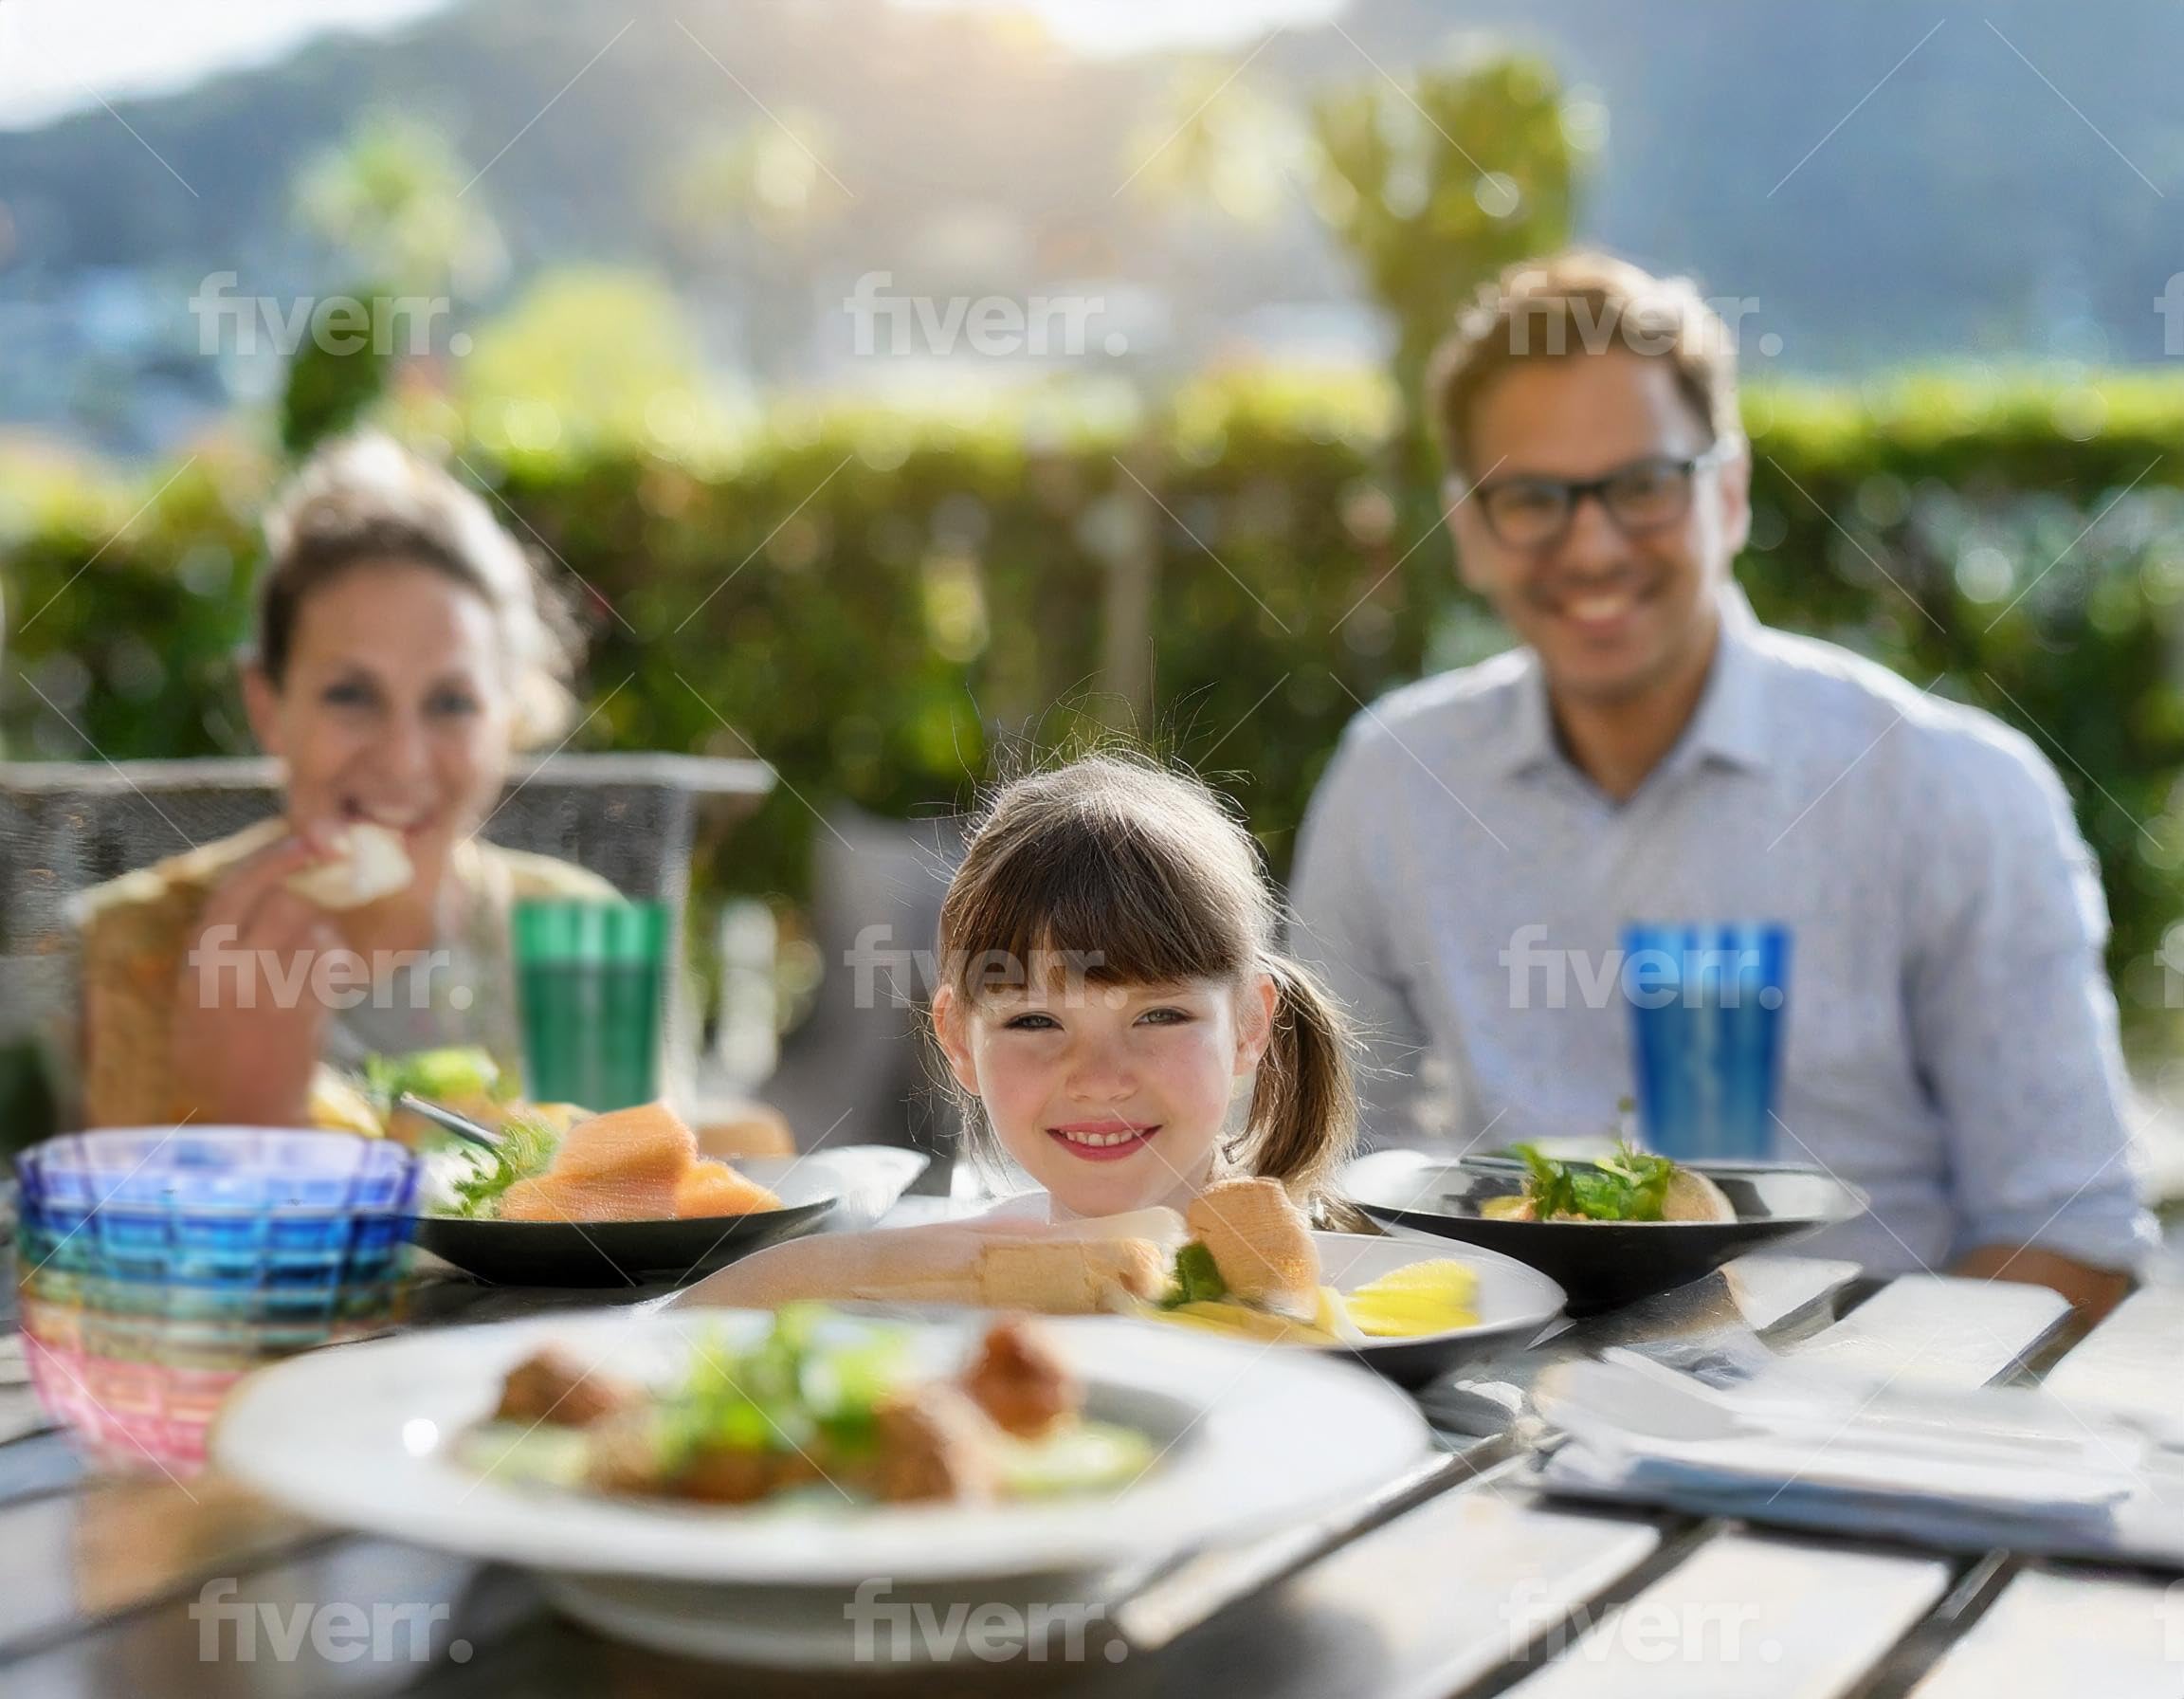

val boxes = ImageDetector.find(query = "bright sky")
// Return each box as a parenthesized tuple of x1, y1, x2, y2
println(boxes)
(0, 0, 1340, 130)
(0, 0, 450, 129)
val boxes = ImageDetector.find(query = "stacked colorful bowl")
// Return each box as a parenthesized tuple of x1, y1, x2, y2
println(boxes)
(14, 1129, 418, 1471)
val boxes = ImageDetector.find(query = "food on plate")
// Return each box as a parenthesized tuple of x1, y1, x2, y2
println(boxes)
(671, 1157, 785, 1219)
(465, 1307, 1152, 1507)
(1341, 1261, 1484, 1338)
(492, 1346, 643, 1427)
(704, 1210, 1182, 1314)
(496, 1102, 783, 1223)
(1138, 1178, 1479, 1345)
(1185, 1178, 1320, 1320)
(335, 1045, 587, 1148)
(961, 1320, 1079, 1438)
(286, 823, 413, 909)
(1478, 1142, 1737, 1224)
(698, 1184, 1479, 1345)
(357, 1045, 583, 1148)
(973, 1236, 1173, 1314)
(376, 1064, 786, 1224)
(308, 1071, 389, 1139)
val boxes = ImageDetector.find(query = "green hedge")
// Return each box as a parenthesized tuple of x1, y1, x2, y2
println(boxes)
(9, 368, 2184, 1039)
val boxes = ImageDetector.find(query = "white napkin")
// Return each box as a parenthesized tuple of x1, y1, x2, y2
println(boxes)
(1533, 1352, 2156, 1553)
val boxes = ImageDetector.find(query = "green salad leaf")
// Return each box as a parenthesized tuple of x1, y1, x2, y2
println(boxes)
(1507, 1141, 1679, 1222)
(1513, 1143, 1578, 1218)
(362, 1045, 509, 1107)
(664, 1306, 911, 1469)
(443, 1109, 561, 1220)
(1160, 1239, 1229, 1308)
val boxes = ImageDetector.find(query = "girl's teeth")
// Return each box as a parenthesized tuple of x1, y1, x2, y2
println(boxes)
(1059, 1128, 1145, 1147)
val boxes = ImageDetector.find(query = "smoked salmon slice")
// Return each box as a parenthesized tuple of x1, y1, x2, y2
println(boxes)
(672, 1160, 783, 1218)
(498, 1101, 783, 1222)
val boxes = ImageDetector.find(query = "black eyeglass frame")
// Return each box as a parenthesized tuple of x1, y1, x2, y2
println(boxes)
(1455, 438, 1740, 549)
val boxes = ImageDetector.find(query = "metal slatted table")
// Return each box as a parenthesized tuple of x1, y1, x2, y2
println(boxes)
(2, 1249, 2178, 1699)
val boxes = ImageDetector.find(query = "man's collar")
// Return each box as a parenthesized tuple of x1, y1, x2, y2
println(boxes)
(1497, 582, 1771, 781)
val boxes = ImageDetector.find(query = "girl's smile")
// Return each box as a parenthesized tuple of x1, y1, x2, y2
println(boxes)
(1046, 1120, 1161, 1161)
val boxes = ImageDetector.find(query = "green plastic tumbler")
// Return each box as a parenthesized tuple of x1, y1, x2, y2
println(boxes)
(511, 899, 668, 1111)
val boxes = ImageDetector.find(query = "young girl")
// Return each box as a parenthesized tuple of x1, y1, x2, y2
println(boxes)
(685, 754, 1359, 1308)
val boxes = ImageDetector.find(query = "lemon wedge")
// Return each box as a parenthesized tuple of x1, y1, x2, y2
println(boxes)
(1342, 1260, 1481, 1338)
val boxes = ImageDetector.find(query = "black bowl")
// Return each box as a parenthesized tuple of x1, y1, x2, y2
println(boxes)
(410, 1201, 835, 1288)
(1339, 1150, 1867, 1314)
(410, 1157, 840, 1288)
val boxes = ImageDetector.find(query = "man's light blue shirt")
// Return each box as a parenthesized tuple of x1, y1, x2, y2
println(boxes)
(1290, 587, 2156, 1274)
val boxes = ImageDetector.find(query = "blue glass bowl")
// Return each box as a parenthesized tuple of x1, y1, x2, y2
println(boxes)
(14, 1129, 419, 1293)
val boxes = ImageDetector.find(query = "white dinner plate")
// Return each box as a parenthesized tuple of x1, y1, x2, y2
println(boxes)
(1303, 1231, 1566, 1386)
(211, 1307, 1432, 1591)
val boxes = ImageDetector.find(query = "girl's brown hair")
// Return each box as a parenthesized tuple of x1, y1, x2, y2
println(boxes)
(255, 432, 581, 745)
(937, 754, 1359, 1216)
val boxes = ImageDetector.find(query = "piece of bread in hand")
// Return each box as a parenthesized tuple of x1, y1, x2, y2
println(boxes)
(1187, 1177, 1321, 1320)
(286, 824, 413, 909)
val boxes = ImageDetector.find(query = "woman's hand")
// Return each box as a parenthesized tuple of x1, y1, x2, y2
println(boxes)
(170, 828, 349, 1126)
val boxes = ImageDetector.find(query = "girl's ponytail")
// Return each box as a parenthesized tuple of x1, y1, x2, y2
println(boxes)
(1240, 953, 1361, 1225)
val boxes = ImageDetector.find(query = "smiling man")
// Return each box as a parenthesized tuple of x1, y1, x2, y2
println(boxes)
(1290, 251, 2152, 1318)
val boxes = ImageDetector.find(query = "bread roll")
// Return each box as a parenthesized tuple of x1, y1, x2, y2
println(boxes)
(974, 1238, 1169, 1313)
(286, 824, 412, 909)
(1186, 1177, 1320, 1320)
(682, 1222, 1168, 1314)
(1661, 1167, 1737, 1223)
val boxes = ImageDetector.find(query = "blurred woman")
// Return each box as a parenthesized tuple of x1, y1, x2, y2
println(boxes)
(71, 434, 615, 1129)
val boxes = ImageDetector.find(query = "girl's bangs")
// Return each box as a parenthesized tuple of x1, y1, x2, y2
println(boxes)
(946, 829, 1246, 996)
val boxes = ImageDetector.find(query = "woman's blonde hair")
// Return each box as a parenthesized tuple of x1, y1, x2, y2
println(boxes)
(256, 432, 581, 744)
(937, 754, 1359, 1216)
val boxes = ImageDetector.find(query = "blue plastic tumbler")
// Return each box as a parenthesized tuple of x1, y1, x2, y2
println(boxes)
(1621, 922, 1791, 1162)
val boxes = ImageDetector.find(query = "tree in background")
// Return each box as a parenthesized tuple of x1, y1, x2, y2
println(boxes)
(662, 113, 851, 383)
(458, 266, 729, 458)
(1125, 63, 1310, 228)
(1310, 48, 1594, 470)
(281, 112, 504, 456)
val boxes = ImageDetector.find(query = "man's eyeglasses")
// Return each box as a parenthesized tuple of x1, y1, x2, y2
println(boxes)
(1460, 440, 1738, 550)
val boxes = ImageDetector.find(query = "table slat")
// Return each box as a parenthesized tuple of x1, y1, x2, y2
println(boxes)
(1783, 1275, 2067, 1387)
(1498, 1534, 1950, 1698)
(1720, 1256, 1862, 1337)
(1107, 1484, 1666, 1699)
(0, 1334, 49, 1447)
(1905, 1566, 2184, 1699)
(2041, 1285, 2184, 1416)
(0, 1434, 86, 1510)
(0, 1539, 492, 1699)
(0, 1471, 321, 1658)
